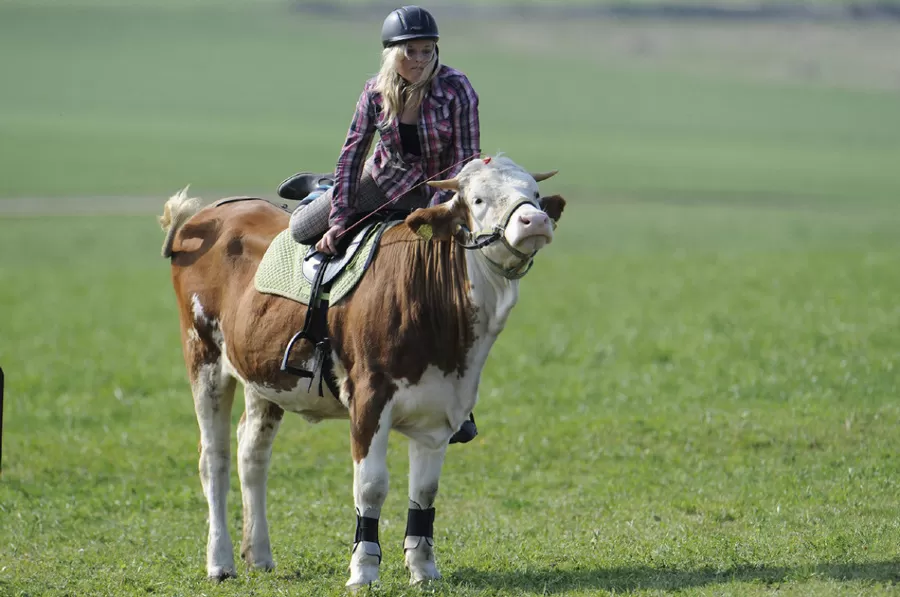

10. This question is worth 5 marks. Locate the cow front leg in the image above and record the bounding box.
[404,438,447,584]
[237,389,284,572]
[347,398,393,588]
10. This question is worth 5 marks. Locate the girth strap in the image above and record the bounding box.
[280,251,340,400]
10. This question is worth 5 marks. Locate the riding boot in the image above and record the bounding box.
[278,172,335,203]
[449,412,478,444]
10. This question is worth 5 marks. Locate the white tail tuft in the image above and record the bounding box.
[159,185,204,258]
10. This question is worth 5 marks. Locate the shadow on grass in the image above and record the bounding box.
[450,561,900,593]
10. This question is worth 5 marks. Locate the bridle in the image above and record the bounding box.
[456,197,550,280]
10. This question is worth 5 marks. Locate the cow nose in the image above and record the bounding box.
[519,211,549,228]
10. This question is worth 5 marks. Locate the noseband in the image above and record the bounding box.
[456,197,546,280]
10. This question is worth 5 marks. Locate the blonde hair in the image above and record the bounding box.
[374,44,440,124]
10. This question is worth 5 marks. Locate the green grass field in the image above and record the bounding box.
[1,1,899,596]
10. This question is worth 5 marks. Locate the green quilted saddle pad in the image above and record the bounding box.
[254,221,398,306]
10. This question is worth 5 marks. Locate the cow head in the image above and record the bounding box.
[411,156,566,278]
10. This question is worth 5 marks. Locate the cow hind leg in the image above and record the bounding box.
[237,388,284,571]
[404,439,447,584]
[191,359,238,580]
[347,376,394,588]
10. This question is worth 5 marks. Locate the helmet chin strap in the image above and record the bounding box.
[457,197,541,280]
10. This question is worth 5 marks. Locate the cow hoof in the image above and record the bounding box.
[405,542,440,584]
[409,567,442,585]
[407,559,441,585]
[251,559,275,572]
[240,547,275,571]
[207,567,237,582]
[346,564,380,589]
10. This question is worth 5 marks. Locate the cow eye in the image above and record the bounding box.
[473,197,484,206]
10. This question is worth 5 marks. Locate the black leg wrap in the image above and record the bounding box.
[405,507,435,538]
[354,515,380,544]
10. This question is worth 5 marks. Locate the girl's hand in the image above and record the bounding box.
[316,224,345,255]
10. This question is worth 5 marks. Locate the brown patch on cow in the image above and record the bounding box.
[329,219,476,387]
[261,400,285,430]
[226,236,243,257]
[539,195,566,222]
[348,370,397,462]
[227,291,316,392]
[171,218,222,268]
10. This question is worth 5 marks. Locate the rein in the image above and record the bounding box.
[337,153,480,242]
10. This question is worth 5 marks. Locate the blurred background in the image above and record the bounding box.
[2,0,898,207]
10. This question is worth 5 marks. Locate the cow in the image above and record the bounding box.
[158,155,566,588]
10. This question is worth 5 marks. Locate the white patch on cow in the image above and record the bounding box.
[331,354,351,408]
[191,293,208,326]
[223,344,348,424]
[391,368,462,447]
[390,323,498,447]
[465,251,520,336]
[194,360,220,391]
[190,295,226,348]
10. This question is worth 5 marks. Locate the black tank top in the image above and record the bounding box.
[399,122,422,156]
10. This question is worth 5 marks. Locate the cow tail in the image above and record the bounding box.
[159,186,204,258]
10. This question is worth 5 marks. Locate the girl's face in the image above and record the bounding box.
[397,40,436,83]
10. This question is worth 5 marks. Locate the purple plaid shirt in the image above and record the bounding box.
[329,65,481,228]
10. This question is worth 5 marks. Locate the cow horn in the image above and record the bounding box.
[427,177,459,191]
[531,170,558,182]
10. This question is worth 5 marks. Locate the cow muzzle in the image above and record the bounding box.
[506,207,554,253]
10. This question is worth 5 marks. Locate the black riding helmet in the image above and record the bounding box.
[381,5,439,48]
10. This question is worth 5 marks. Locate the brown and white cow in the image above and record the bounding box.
[159,155,565,587]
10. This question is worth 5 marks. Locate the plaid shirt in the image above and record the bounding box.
[329,65,481,228]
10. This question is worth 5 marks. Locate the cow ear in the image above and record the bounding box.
[539,194,566,222]
[406,204,461,241]
[406,200,468,241]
